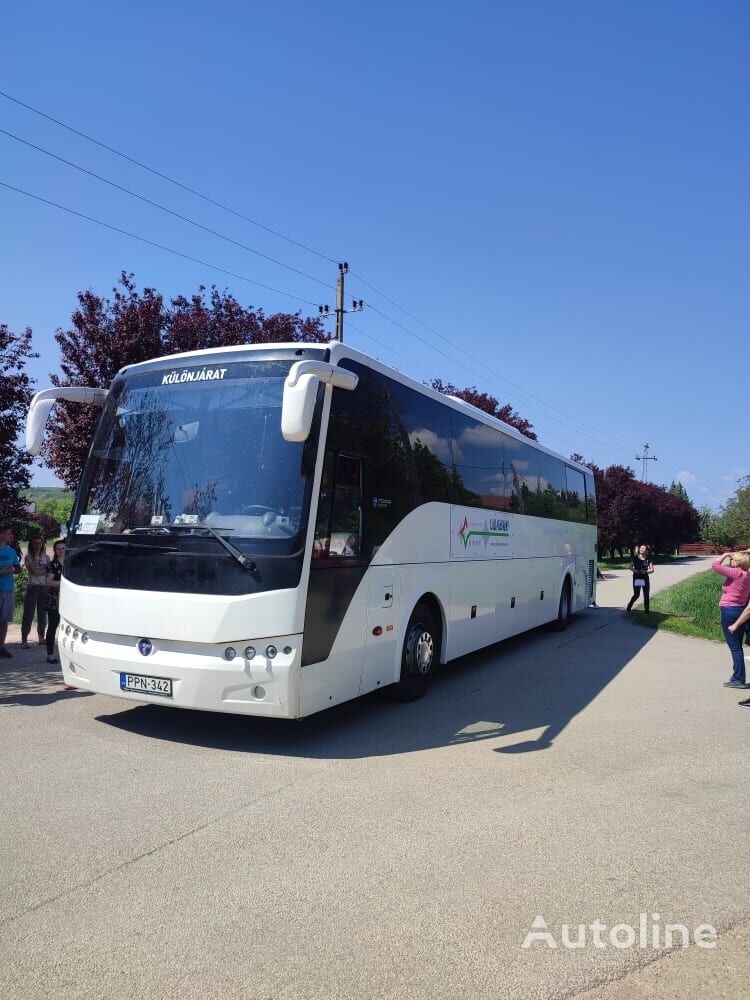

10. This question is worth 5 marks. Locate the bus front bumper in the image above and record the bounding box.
[57,618,301,719]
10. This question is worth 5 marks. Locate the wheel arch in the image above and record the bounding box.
[415,591,446,662]
[557,565,575,607]
[393,590,447,684]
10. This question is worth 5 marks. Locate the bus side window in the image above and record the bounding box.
[565,467,587,522]
[504,435,538,514]
[313,452,336,558]
[314,452,363,559]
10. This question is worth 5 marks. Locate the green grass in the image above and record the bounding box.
[629,570,726,642]
[599,554,694,572]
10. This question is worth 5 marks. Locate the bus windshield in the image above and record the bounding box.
[74,359,317,543]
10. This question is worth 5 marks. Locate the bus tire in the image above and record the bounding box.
[389,602,439,702]
[553,579,572,631]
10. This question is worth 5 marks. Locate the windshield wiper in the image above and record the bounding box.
[131,524,256,572]
[68,539,179,560]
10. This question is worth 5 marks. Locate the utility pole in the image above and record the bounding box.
[318,262,363,341]
[635,443,658,482]
[335,261,346,341]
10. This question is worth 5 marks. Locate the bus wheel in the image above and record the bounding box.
[390,602,439,702]
[553,580,572,631]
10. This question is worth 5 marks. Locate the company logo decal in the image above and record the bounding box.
[457,515,509,549]
[161,367,228,385]
[138,638,154,656]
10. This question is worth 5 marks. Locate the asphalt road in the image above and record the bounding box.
[1,555,748,1000]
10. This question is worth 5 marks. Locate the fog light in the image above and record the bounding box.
[283,646,292,655]
[253,686,266,700]
[81,633,89,644]
[265,645,277,659]
[224,646,237,661]
[244,645,256,660]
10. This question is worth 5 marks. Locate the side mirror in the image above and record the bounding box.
[281,362,358,442]
[26,398,56,456]
[26,387,108,456]
[281,373,320,443]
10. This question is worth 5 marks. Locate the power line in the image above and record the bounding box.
[3,170,628,463]
[0,90,637,458]
[0,127,334,293]
[349,268,635,449]
[362,302,634,461]
[0,89,337,264]
[0,181,322,308]
[345,320,632,463]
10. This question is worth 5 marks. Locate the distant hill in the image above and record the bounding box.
[23,487,75,505]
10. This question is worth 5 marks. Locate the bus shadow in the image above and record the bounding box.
[96,608,658,759]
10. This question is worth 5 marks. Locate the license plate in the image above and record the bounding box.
[120,672,173,697]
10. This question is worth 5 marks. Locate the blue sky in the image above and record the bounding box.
[2,1,747,508]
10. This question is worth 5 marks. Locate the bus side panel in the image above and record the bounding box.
[299,574,368,717]
[360,565,401,696]
[446,559,499,661]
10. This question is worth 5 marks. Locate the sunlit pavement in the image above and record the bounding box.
[1,555,748,999]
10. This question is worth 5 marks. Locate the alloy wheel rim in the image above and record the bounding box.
[411,628,434,674]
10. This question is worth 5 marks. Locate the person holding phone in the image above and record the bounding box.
[713,550,750,689]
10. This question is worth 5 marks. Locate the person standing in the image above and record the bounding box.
[725,549,750,706]
[0,525,22,659]
[45,540,66,665]
[21,536,50,649]
[712,551,750,689]
[626,544,654,614]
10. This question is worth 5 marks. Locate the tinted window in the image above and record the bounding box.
[584,471,597,525]
[504,435,539,514]
[537,453,568,520]
[565,467,587,522]
[314,452,363,559]
[330,363,417,557]
[389,380,453,504]
[450,413,506,509]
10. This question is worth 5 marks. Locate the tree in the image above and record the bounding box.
[574,457,699,557]
[0,323,37,525]
[715,476,750,548]
[44,273,328,489]
[669,481,690,504]
[429,379,537,440]
[29,511,60,539]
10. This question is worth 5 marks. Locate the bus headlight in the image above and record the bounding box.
[265,645,277,659]
[224,647,237,661]
[244,646,256,660]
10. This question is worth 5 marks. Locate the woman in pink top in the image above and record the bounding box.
[712,551,750,688]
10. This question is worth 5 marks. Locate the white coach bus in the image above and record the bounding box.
[26,341,597,718]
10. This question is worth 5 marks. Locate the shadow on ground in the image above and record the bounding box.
[0,652,95,707]
[89,608,657,760]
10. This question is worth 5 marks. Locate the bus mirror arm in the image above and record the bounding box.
[282,362,358,442]
[26,386,109,456]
